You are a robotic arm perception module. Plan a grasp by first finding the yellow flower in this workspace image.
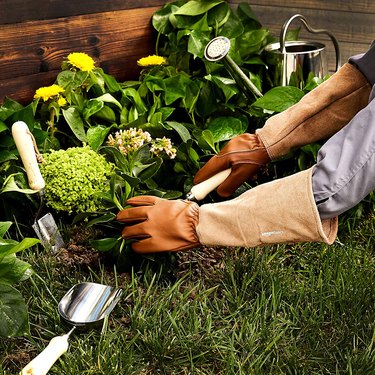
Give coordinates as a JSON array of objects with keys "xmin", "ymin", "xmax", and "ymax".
[
  {"xmin": 34, "ymin": 84, "xmax": 65, "ymax": 101},
  {"xmin": 137, "ymin": 55, "xmax": 167, "ymax": 67},
  {"xmin": 58, "ymin": 97, "xmax": 67, "ymax": 106},
  {"xmin": 67, "ymin": 52, "xmax": 95, "ymax": 72}
]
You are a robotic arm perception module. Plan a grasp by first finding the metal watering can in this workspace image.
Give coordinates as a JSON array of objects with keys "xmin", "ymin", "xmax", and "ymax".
[{"xmin": 265, "ymin": 14, "xmax": 341, "ymax": 86}]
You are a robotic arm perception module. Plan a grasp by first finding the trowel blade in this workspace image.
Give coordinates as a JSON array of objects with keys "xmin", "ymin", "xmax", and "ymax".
[{"xmin": 32, "ymin": 212, "xmax": 65, "ymax": 254}]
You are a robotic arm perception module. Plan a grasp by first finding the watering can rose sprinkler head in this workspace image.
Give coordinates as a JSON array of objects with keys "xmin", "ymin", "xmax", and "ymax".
[{"xmin": 204, "ymin": 36, "xmax": 263, "ymax": 99}]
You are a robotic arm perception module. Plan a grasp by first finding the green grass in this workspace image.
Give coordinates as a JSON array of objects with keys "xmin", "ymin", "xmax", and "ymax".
[{"xmin": 1, "ymin": 214, "xmax": 374, "ymax": 374}]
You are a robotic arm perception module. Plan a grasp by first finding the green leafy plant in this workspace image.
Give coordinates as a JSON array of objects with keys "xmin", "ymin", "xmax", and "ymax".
[
  {"xmin": 40, "ymin": 145, "xmax": 115, "ymax": 213},
  {"xmin": 0, "ymin": 221, "xmax": 38, "ymax": 337},
  {"xmin": 0, "ymin": 0, "xmax": 373, "ymax": 263}
]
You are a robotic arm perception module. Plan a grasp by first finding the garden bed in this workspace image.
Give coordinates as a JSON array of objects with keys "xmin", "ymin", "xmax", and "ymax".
[{"xmin": 1, "ymin": 0, "xmax": 374, "ymax": 373}]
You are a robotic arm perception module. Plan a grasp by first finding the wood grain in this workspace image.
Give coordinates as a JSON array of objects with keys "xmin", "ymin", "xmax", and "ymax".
[
  {"xmin": 0, "ymin": 7, "xmax": 159, "ymax": 103},
  {"xmin": 247, "ymin": 3, "xmax": 375, "ymax": 69},
  {"xmin": 1, "ymin": 0, "xmax": 374, "ymax": 104},
  {"xmin": 0, "ymin": 0, "xmax": 167, "ymax": 25}
]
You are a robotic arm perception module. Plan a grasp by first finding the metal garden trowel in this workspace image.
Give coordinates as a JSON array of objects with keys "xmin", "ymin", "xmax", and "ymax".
[
  {"xmin": 21, "ymin": 282, "xmax": 123, "ymax": 375},
  {"xmin": 12, "ymin": 121, "xmax": 64, "ymax": 254}
]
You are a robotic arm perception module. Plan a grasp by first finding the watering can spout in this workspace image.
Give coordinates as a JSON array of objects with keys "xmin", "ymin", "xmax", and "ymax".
[{"xmin": 204, "ymin": 36, "xmax": 263, "ymax": 99}]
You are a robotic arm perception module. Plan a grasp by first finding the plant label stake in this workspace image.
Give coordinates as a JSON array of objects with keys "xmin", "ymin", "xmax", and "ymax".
[{"xmin": 12, "ymin": 121, "xmax": 64, "ymax": 254}]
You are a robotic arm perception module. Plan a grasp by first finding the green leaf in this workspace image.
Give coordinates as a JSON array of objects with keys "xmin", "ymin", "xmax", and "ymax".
[
  {"xmin": 237, "ymin": 29, "xmax": 269, "ymax": 57},
  {"xmin": 87, "ymin": 213, "xmax": 116, "ymax": 227},
  {"xmin": 91, "ymin": 237, "xmax": 121, "ymax": 252},
  {"xmin": 0, "ymin": 97, "xmax": 24, "ymax": 121},
  {"xmin": 175, "ymin": 0, "xmax": 224, "ymax": 16},
  {"xmin": 164, "ymin": 73, "xmax": 191, "ymax": 105},
  {"xmin": 0, "ymin": 174, "xmax": 39, "ymax": 195},
  {"xmin": 86, "ymin": 125, "xmax": 112, "ymax": 152},
  {"xmin": 57, "ymin": 70, "xmax": 88, "ymax": 90},
  {"xmin": 95, "ymin": 93, "xmax": 122, "ymax": 110},
  {"xmin": 152, "ymin": 3, "xmax": 177, "ymax": 34},
  {"xmin": 0, "ymin": 222, "xmax": 12, "ymax": 238},
  {"xmin": 208, "ymin": 116, "xmax": 247, "ymax": 143},
  {"xmin": 219, "ymin": 11, "xmax": 244, "ymax": 38},
  {"xmin": 0, "ymin": 150, "xmax": 18, "ymax": 164},
  {"xmin": 236, "ymin": 3, "xmax": 261, "ymax": 28},
  {"xmin": 134, "ymin": 159, "xmax": 162, "ymax": 182},
  {"xmin": 205, "ymin": 75, "xmax": 238, "ymax": 102},
  {"xmin": 83, "ymin": 99, "xmax": 104, "ymax": 121},
  {"xmin": 102, "ymin": 71, "xmax": 121, "ymax": 92},
  {"xmin": 0, "ymin": 121, "xmax": 8, "ymax": 133},
  {"xmin": 95, "ymin": 106, "xmax": 116, "ymax": 122},
  {"xmin": 0, "ymin": 254, "xmax": 32, "ymax": 285},
  {"xmin": 196, "ymin": 81, "xmax": 217, "ymax": 117},
  {"xmin": 164, "ymin": 121, "xmax": 191, "ymax": 143},
  {"xmin": 62, "ymin": 107, "xmax": 87, "ymax": 142},
  {"xmin": 251, "ymin": 86, "xmax": 304, "ymax": 113},
  {"xmin": 188, "ymin": 30, "xmax": 211, "ymax": 58},
  {"xmin": 0, "ymin": 284, "xmax": 29, "ymax": 337},
  {"xmin": 200, "ymin": 129, "xmax": 216, "ymax": 151},
  {"xmin": 0, "ymin": 237, "xmax": 40, "ymax": 259}
]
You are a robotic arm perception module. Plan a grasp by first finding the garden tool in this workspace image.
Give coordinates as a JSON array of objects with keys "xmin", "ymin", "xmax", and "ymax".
[
  {"xmin": 21, "ymin": 282, "xmax": 123, "ymax": 375},
  {"xmin": 12, "ymin": 121, "xmax": 64, "ymax": 254},
  {"xmin": 265, "ymin": 14, "xmax": 341, "ymax": 86},
  {"xmin": 186, "ymin": 167, "xmax": 231, "ymax": 201},
  {"xmin": 192, "ymin": 133, "xmax": 270, "ymax": 198},
  {"xmin": 204, "ymin": 36, "xmax": 263, "ymax": 99}
]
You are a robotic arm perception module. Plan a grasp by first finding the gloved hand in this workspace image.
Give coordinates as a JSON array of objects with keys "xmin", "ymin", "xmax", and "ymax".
[
  {"xmin": 116, "ymin": 196, "xmax": 201, "ymax": 253},
  {"xmin": 193, "ymin": 133, "xmax": 270, "ymax": 197}
]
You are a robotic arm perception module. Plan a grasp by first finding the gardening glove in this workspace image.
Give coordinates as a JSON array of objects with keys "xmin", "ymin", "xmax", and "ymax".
[
  {"xmin": 193, "ymin": 133, "xmax": 270, "ymax": 197},
  {"xmin": 117, "ymin": 196, "xmax": 201, "ymax": 253}
]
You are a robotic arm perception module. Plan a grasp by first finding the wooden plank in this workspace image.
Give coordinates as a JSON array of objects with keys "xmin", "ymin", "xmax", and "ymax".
[
  {"xmin": 0, "ymin": 0, "xmax": 167, "ymax": 25},
  {"xmin": 232, "ymin": 0, "xmax": 375, "ymax": 14},
  {"xmin": 0, "ymin": 7, "xmax": 160, "ymax": 103},
  {"xmin": 249, "ymin": 5, "xmax": 375, "ymax": 65}
]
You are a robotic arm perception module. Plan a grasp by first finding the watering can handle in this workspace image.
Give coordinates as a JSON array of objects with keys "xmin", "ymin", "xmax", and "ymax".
[
  {"xmin": 12, "ymin": 121, "xmax": 45, "ymax": 191},
  {"xmin": 280, "ymin": 14, "xmax": 341, "ymax": 72},
  {"xmin": 20, "ymin": 330, "xmax": 73, "ymax": 375}
]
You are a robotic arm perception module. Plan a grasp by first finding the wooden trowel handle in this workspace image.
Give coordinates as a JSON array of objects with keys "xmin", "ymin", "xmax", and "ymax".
[
  {"xmin": 188, "ymin": 168, "xmax": 231, "ymax": 201},
  {"xmin": 12, "ymin": 121, "xmax": 45, "ymax": 191},
  {"xmin": 21, "ymin": 333, "xmax": 71, "ymax": 375}
]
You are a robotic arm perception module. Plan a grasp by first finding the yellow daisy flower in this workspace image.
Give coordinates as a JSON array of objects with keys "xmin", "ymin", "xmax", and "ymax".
[
  {"xmin": 137, "ymin": 55, "xmax": 167, "ymax": 67},
  {"xmin": 67, "ymin": 52, "xmax": 95, "ymax": 72},
  {"xmin": 58, "ymin": 97, "xmax": 67, "ymax": 106},
  {"xmin": 34, "ymin": 84, "xmax": 65, "ymax": 101}
]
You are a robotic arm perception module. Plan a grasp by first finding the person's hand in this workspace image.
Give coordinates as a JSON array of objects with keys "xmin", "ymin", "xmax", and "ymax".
[
  {"xmin": 193, "ymin": 133, "xmax": 270, "ymax": 197},
  {"xmin": 116, "ymin": 196, "xmax": 201, "ymax": 253}
]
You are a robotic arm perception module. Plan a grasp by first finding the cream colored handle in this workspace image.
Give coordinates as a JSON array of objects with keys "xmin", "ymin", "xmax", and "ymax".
[
  {"xmin": 21, "ymin": 333, "xmax": 70, "ymax": 375},
  {"xmin": 190, "ymin": 168, "xmax": 231, "ymax": 201},
  {"xmin": 12, "ymin": 121, "xmax": 45, "ymax": 191}
]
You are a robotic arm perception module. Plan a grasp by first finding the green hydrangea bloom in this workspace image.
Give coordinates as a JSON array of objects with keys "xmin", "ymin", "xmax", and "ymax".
[{"xmin": 40, "ymin": 146, "xmax": 114, "ymax": 213}]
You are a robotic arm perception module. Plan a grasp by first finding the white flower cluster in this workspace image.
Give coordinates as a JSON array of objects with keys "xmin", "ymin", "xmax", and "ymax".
[
  {"xmin": 107, "ymin": 128, "xmax": 152, "ymax": 155},
  {"xmin": 150, "ymin": 136, "xmax": 176, "ymax": 159},
  {"xmin": 107, "ymin": 128, "xmax": 176, "ymax": 159}
]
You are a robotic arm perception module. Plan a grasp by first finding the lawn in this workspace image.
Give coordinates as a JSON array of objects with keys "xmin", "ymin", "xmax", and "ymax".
[{"xmin": 1, "ymin": 213, "xmax": 374, "ymax": 374}]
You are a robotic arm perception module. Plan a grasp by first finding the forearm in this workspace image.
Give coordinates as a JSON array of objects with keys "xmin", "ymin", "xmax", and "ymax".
[{"xmin": 312, "ymin": 96, "xmax": 375, "ymax": 219}]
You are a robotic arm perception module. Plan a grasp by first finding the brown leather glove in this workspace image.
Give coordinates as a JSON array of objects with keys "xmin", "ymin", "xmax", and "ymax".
[
  {"xmin": 193, "ymin": 133, "xmax": 270, "ymax": 197},
  {"xmin": 116, "ymin": 196, "xmax": 201, "ymax": 253}
]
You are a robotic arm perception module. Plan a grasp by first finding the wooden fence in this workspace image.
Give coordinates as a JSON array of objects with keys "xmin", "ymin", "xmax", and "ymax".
[{"xmin": 1, "ymin": 0, "xmax": 374, "ymax": 103}]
